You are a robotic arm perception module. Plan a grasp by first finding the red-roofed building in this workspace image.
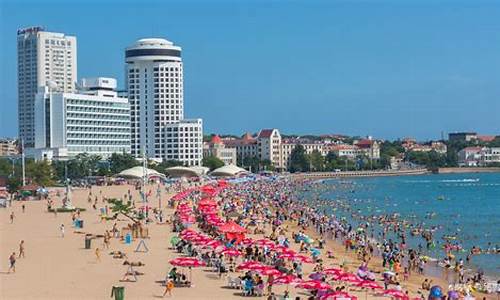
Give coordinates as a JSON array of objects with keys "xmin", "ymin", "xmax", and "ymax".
[
  {"xmin": 353, "ymin": 138, "xmax": 380, "ymax": 159},
  {"xmin": 477, "ymin": 135, "xmax": 496, "ymax": 143},
  {"xmin": 203, "ymin": 135, "xmax": 237, "ymax": 166}
]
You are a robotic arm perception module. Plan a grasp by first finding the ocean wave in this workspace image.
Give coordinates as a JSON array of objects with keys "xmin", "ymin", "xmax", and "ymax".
[{"xmin": 440, "ymin": 178, "xmax": 480, "ymax": 183}]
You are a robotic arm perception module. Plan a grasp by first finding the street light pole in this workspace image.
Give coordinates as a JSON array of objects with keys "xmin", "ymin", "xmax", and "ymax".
[{"xmin": 21, "ymin": 139, "xmax": 26, "ymax": 186}]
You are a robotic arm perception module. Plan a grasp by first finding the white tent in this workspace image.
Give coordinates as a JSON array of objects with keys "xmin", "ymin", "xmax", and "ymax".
[
  {"xmin": 165, "ymin": 166, "xmax": 209, "ymax": 178},
  {"xmin": 210, "ymin": 164, "xmax": 249, "ymax": 177},
  {"xmin": 116, "ymin": 166, "xmax": 165, "ymax": 179}
]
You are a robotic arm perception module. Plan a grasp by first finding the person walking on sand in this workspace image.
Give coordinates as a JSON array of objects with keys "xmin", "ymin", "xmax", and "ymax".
[
  {"xmin": 18, "ymin": 240, "xmax": 25, "ymax": 258},
  {"xmin": 21, "ymin": 204, "xmax": 25, "ymax": 213},
  {"xmin": 95, "ymin": 247, "xmax": 101, "ymax": 262},
  {"xmin": 10, "ymin": 212, "xmax": 15, "ymax": 223},
  {"xmin": 60, "ymin": 224, "xmax": 65, "ymax": 237},
  {"xmin": 163, "ymin": 278, "xmax": 174, "ymax": 297},
  {"xmin": 8, "ymin": 252, "xmax": 16, "ymax": 273}
]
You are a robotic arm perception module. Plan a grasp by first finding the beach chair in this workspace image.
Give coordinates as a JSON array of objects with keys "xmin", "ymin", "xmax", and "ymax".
[
  {"xmin": 227, "ymin": 276, "xmax": 241, "ymax": 288},
  {"xmin": 255, "ymin": 283, "xmax": 264, "ymax": 296}
]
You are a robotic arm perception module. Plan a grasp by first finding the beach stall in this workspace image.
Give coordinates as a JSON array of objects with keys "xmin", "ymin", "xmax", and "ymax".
[
  {"xmin": 218, "ymin": 221, "xmax": 246, "ymax": 244},
  {"xmin": 18, "ymin": 184, "xmax": 40, "ymax": 200}
]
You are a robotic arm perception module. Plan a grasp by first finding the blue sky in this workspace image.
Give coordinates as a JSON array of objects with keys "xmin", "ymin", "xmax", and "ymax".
[{"xmin": 1, "ymin": 0, "xmax": 499, "ymax": 140}]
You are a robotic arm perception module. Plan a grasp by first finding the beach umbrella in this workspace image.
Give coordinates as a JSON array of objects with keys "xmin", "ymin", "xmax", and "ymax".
[
  {"xmin": 256, "ymin": 267, "xmax": 282, "ymax": 276},
  {"xmin": 332, "ymin": 272, "xmax": 362, "ymax": 283},
  {"xmin": 220, "ymin": 248, "xmax": 242, "ymax": 257},
  {"xmin": 236, "ymin": 261, "xmax": 263, "ymax": 271},
  {"xmin": 322, "ymin": 267, "xmax": 343, "ymax": 276},
  {"xmin": 253, "ymin": 238, "xmax": 275, "ymax": 248},
  {"xmin": 169, "ymin": 257, "xmax": 206, "ymax": 267},
  {"xmin": 169, "ymin": 257, "xmax": 206, "ymax": 285},
  {"xmin": 240, "ymin": 238, "xmax": 254, "ymax": 246},
  {"xmin": 296, "ymin": 280, "xmax": 332, "ymax": 291},
  {"xmin": 271, "ymin": 274, "xmax": 302, "ymax": 292},
  {"xmin": 217, "ymin": 221, "xmax": 246, "ymax": 234},
  {"xmin": 293, "ymin": 254, "xmax": 314, "ymax": 263},
  {"xmin": 384, "ymin": 289, "xmax": 409, "ymax": 299},
  {"xmin": 272, "ymin": 274, "xmax": 302, "ymax": 285},
  {"xmin": 274, "ymin": 245, "xmax": 295, "ymax": 254},
  {"xmin": 202, "ymin": 240, "xmax": 223, "ymax": 249},
  {"xmin": 355, "ymin": 280, "xmax": 383, "ymax": 290},
  {"xmin": 355, "ymin": 280, "xmax": 383, "ymax": 300},
  {"xmin": 320, "ymin": 291, "xmax": 358, "ymax": 300}
]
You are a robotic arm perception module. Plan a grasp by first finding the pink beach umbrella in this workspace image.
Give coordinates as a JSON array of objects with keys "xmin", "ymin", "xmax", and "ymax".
[
  {"xmin": 253, "ymin": 238, "xmax": 275, "ymax": 248},
  {"xmin": 384, "ymin": 289, "xmax": 409, "ymax": 300},
  {"xmin": 169, "ymin": 257, "xmax": 206, "ymax": 285},
  {"xmin": 220, "ymin": 248, "xmax": 243, "ymax": 257},
  {"xmin": 332, "ymin": 272, "xmax": 362, "ymax": 283},
  {"xmin": 236, "ymin": 261, "xmax": 264, "ymax": 271},
  {"xmin": 256, "ymin": 267, "xmax": 282, "ymax": 276},
  {"xmin": 271, "ymin": 274, "xmax": 303, "ymax": 292},
  {"xmin": 202, "ymin": 240, "xmax": 223, "ymax": 249},
  {"xmin": 296, "ymin": 280, "xmax": 332, "ymax": 291},
  {"xmin": 355, "ymin": 280, "xmax": 383, "ymax": 290},
  {"xmin": 320, "ymin": 291, "xmax": 358, "ymax": 300},
  {"xmin": 169, "ymin": 257, "xmax": 206, "ymax": 267},
  {"xmin": 322, "ymin": 267, "xmax": 343, "ymax": 276}
]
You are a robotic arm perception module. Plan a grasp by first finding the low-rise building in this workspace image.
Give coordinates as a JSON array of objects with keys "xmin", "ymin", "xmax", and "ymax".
[
  {"xmin": 0, "ymin": 139, "xmax": 19, "ymax": 157},
  {"xmin": 280, "ymin": 139, "xmax": 325, "ymax": 169},
  {"xmin": 449, "ymin": 132, "xmax": 477, "ymax": 142},
  {"xmin": 164, "ymin": 119, "xmax": 203, "ymax": 166},
  {"xmin": 457, "ymin": 147, "xmax": 483, "ymax": 167},
  {"xmin": 203, "ymin": 135, "xmax": 237, "ymax": 166},
  {"xmin": 354, "ymin": 138, "xmax": 380, "ymax": 159},
  {"xmin": 31, "ymin": 77, "xmax": 131, "ymax": 160}
]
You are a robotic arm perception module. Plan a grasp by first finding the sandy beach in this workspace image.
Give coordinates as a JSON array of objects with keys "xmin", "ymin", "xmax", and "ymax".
[{"xmin": 0, "ymin": 181, "xmax": 495, "ymax": 300}]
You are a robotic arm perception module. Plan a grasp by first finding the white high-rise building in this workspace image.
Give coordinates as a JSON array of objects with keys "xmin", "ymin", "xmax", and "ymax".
[
  {"xmin": 17, "ymin": 26, "xmax": 77, "ymax": 147},
  {"xmin": 32, "ymin": 77, "xmax": 130, "ymax": 160},
  {"xmin": 125, "ymin": 38, "xmax": 203, "ymax": 166}
]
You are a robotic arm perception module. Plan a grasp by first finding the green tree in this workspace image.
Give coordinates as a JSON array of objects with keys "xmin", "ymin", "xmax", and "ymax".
[
  {"xmin": 150, "ymin": 160, "xmax": 184, "ymax": 174},
  {"xmin": 108, "ymin": 152, "xmax": 140, "ymax": 174},
  {"xmin": 202, "ymin": 155, "xmax": 225, "ymax": 171},
  {"xmin": 107, "ymin": 198, "xmax": 139, "ymax": 222},
  {"xmin": 308, "ymin": 150, "xmax": 324, "ymax": 171},
  {"xmin": 289, "ymin": 145, "xmax": 309, "ymax": 173},
  {"xmin": 25, "ymin": 159, "xmax": 55, "ymax": 186}
]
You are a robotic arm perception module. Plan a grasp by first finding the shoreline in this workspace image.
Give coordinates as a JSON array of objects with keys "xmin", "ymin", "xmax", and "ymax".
[
  {"xmin": 290, "ymin": 168, "xmax": 430, "ymax": 179},
  {"xmin": 437, "ymin": 167, "xmax": 500, "ymax": 174}
]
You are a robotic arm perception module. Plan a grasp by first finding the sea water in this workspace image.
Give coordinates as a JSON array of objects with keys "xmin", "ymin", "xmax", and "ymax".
[{"xmin": 318, "ymin": 172, "xmax": 500, "ymax": 277}]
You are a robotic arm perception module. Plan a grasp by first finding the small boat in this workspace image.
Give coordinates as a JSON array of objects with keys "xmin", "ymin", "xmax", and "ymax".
[{"xmin": 437, "ymin": 195, "xmax": 445, "ymax": 201}]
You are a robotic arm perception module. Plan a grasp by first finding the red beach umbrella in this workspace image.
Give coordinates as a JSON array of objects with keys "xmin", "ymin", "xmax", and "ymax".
[{"xmin": 218, "ymin": 221, "xmax": 246, "ymax": 233}]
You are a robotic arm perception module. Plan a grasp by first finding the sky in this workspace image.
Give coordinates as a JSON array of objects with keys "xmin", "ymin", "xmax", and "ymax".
[{"xmin": 1, "ymin": 0, "xmax": 499, "ymax": 141}]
